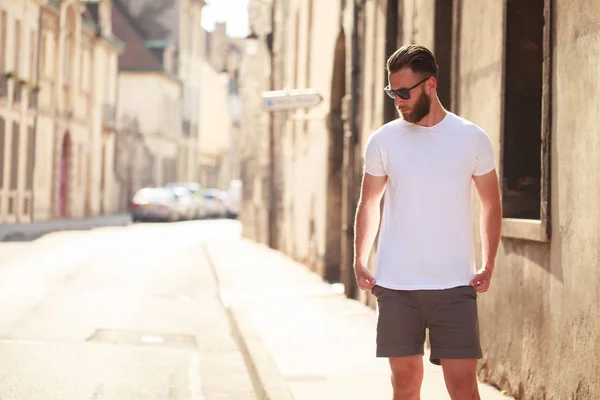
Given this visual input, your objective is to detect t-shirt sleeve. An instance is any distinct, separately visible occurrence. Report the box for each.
[473,130,496,176]
[364,134,387,176]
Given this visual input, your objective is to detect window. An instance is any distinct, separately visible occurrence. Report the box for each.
[79,144,84,186]
[188,14,194,54]
[501,0,550,241]
[40,35,46,78]
[292,10,300,145]
[63,35,70,83]
[26,127,34,190]
[80,49,89,91]
[303,0,314,136]
[0,117,5,189]
[64,12,75,85]
[294,11,300,91]
[10,122,19,190]
[14,20,21,77]
[0,11,7,73]
[100,2,111,35]
[100,143,105,190]
[29,30,36,81]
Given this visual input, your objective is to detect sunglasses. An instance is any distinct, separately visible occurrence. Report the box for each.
[384,76,431,100]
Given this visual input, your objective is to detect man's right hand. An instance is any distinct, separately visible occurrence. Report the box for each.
[354,264,377,290]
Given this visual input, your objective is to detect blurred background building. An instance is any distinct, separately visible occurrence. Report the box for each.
[0,0,243,222]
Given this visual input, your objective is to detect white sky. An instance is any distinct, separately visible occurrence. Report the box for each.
[201,0,250,38]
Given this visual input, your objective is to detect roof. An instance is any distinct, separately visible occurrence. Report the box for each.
[112,0,163,71]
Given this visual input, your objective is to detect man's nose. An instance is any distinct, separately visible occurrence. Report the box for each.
[394,95,405,108]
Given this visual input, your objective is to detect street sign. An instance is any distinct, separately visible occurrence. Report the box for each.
[262,89,323,111]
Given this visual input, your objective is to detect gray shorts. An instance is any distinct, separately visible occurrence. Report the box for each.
[371,284,482,365]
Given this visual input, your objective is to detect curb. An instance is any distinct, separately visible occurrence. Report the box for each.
[0,215,132,242]
[202,241,293,400]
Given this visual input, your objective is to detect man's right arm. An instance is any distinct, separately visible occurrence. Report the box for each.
[354,172,388,290]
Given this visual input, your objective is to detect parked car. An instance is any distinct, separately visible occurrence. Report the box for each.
[165,182,206,219]
[130,187,186,222]
[169,187,195,220]
[225,179,242,219]
[203,188,228,218]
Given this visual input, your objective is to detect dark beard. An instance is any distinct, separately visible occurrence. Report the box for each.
[397,90,431,123]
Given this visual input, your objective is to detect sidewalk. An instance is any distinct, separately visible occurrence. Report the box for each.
[0,214,131,242]
[204,235,513,400]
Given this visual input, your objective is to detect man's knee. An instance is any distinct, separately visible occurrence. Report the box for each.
[441,359,480,400]
[391,371,421,393]
[389,356,423,397]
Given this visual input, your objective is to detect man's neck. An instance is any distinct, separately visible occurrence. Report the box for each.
[414,99,446,127]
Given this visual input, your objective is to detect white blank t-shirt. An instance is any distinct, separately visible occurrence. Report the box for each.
[364,112,496,290]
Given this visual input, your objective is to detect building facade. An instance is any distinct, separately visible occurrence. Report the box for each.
[278,0,345,281]
[239,0,273,245]
[241,0,350,283]
[115,0,240,191]
[240,0,600,398]
[112,0,183,209]
[0,0,122,223]
[84,0,123,216]
[177,0,205,184]
[198,23,242,190]
[0,0,42,223]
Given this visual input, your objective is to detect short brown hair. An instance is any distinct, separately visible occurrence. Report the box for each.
[386,44,438,79]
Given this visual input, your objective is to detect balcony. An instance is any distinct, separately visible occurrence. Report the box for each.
[103,103,116,129]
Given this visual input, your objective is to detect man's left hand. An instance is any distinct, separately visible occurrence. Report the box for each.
[470,265,494,293]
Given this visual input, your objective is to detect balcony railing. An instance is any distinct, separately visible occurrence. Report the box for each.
[103,103,116,129]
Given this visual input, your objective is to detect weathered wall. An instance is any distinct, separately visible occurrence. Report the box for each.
[238,0,271,244]
[244,0,600,396]
[471,0,600,398]
[278,0,342,273]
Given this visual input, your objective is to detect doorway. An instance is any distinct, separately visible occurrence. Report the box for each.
[324,29,347,283]
[59,132,71,217]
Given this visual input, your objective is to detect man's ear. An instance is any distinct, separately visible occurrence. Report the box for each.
[427,76,438,93]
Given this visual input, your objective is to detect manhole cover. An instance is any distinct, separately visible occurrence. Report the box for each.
[86,329,197,349]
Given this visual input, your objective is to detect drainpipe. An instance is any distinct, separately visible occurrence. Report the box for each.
[31,3,43,221]
[267,2,277,250]
[112,50,121,213]
[342,0,361,299]
[350,1,359,148]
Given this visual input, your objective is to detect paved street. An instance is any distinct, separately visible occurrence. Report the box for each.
[0,219,513,399]
[0,220,255,400]
[205,230,513,400]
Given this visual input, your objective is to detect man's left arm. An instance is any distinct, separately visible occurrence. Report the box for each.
[471,169,502,293]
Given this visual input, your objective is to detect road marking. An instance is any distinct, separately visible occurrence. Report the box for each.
[177,295,191,303]
[188,352,204,399]
[141,336,164,344]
